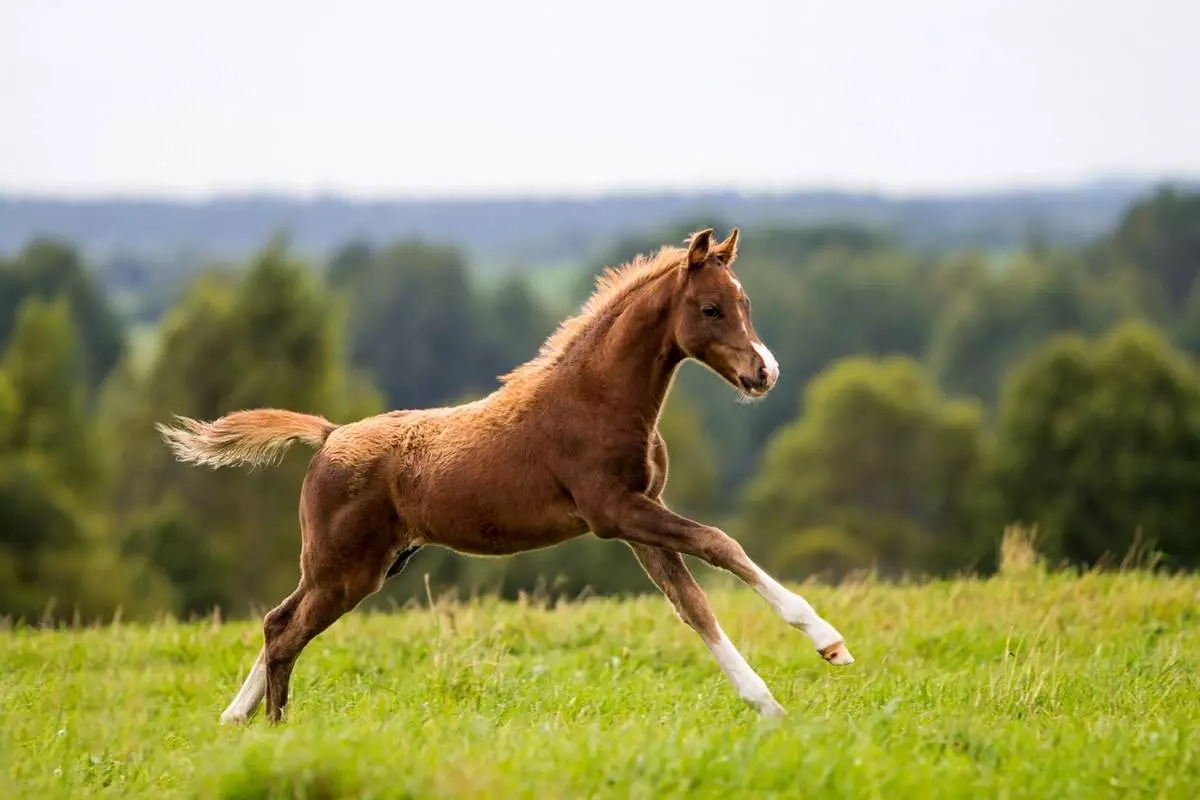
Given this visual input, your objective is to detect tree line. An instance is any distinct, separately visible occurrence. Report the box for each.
[2,186,1199,624]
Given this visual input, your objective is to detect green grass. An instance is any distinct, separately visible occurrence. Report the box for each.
[2,568,1198,798]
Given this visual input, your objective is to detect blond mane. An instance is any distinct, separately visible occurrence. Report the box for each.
[500,243,688,385]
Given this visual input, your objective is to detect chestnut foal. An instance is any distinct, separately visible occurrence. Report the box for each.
[158,228,853,724]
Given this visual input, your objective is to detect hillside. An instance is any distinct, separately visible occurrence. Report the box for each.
[2,566,1196,798]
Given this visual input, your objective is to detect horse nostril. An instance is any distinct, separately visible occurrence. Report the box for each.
[757,364,769,384]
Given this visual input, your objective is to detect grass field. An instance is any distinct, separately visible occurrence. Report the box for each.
[2,562,1198,799]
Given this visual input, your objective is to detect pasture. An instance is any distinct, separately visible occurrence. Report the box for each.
[2,565,1197,798]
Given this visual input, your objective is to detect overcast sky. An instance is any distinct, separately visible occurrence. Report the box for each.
[2,0,1197,199]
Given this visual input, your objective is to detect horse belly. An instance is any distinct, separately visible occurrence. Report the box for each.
[424,503,589,556]
[440,515,589,556]
[410,466,589,556]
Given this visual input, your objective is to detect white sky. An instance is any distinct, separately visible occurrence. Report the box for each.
[1,0,1197,199]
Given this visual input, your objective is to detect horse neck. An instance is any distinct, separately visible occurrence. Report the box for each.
[572,277,683,426]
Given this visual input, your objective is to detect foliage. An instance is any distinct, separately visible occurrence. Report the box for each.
[928,253,1132,403]
[738,357,986,580]
[989,321,1200,568]
[0,238,124,393]
[337,241,557,411]
[1174,279,1200,358]
[0,298,103,499]
[102,239,383,618]
[1099,185,1200,314]
[2,572,1197,797]
[0,296,170,622]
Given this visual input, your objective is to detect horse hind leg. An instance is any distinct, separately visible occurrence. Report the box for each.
[261,580,369,723]
[261,513,407,722]
[254,540,418,723]
[219,586,306,725]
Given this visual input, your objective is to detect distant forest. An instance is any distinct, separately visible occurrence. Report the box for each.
[1,179,1185,268]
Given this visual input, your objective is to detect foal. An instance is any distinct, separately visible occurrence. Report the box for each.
[158,227,853,723]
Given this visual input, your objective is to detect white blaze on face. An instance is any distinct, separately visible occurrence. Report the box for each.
[752,341,780,383]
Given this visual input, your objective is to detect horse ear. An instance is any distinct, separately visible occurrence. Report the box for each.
[686,228,714,270]
[713,228,740,264]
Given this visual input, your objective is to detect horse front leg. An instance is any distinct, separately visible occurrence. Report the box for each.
[586,491,854,666]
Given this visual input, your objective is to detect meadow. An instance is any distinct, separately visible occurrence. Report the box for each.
[2,558,1198,799]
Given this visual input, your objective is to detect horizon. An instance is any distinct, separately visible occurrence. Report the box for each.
[1,171,1193,206]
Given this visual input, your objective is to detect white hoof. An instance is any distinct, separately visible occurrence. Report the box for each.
[819,640,855,666]
[755,697,787,717]
[219,708,250,725]
[738,680,786,717]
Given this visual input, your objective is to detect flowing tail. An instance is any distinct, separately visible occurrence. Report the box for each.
[155,409,338,470]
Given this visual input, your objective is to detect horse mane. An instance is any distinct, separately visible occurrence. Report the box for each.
[499,243,688,385]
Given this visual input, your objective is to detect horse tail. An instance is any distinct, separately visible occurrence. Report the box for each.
[155,409,338,470]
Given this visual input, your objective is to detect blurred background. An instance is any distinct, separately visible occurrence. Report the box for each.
[2,0,1198,623]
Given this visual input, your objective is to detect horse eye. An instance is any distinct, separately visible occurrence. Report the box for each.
[701,304,722,319]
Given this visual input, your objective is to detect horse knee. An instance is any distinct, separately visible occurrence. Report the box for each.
[263,601,295,645]
[702,529,750,569]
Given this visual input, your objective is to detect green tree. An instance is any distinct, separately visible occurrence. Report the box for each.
[343,241,490,409]
[0,297,169,623]
[929,254,1131,403]
[0,238,125,392]
[326,240,376,291]
[479,274,555,381]
[0,460,96,621]
[989,321,1200,568]
[656,390,720,521]
[1177,282,1200,358]
[738,356,986,580]
[0,297,103,501]
[104,239,383,617]
[1100,186,1200,315]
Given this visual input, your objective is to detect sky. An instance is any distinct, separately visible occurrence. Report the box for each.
[1,0,1198,199]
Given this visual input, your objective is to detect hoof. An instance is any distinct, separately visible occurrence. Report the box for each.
[753,697,786,718]
[819,640,855,666]
[219,710,249,725]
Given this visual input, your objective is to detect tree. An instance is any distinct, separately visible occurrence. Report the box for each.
[326,240,376,291]
[1176,282,1200,358]
[655,390,721,521]
[0,297,103,501]
[0,459,96,621]
[103,239,383,617]
[929,254,1131,403]
[738,356,986,580]
[989,321,1200,568]
[342,241,490,410]
[0,238,125,392]
[0,297,170,623]
[478,274,555,381]
[1100,186,1200,315]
